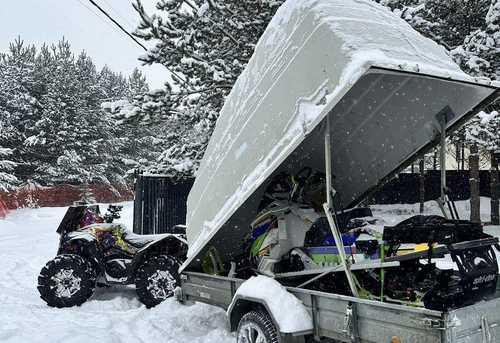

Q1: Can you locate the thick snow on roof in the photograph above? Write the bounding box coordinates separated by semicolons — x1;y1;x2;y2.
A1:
266;0;468;81
183;0;497;265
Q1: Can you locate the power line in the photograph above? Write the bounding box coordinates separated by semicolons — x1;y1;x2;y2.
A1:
87;0;148;51
85;0;191;88
76;0;123;37
101;0;135;30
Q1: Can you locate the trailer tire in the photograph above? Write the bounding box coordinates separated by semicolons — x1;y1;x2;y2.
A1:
237;310;281;343
38;254;96;308
135;255;179;308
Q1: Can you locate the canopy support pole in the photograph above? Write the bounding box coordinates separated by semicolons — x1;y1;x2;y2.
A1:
323;116;359;298
438;112;459;220
437;118;449;219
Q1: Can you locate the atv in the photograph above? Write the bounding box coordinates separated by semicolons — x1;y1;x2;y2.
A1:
37;204;187;308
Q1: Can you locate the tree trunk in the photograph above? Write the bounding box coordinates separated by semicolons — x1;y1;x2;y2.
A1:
419;158;425;214
491;151;499;225
469;144;481;223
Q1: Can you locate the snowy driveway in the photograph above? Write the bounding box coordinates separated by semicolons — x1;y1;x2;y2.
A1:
1;199;498;342
0;203;234;343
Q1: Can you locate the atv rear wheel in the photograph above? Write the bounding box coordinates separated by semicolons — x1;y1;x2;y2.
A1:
38;254;96;308
135;255;180;308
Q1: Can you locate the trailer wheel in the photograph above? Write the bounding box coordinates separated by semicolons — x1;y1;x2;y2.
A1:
135;255;179;308
237;310;281;343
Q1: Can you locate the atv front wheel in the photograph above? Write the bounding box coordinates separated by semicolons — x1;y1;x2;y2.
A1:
38;254;96;308
135;255;180;308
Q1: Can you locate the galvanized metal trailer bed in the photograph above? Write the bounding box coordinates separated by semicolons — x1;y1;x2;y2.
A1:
178;271;500;343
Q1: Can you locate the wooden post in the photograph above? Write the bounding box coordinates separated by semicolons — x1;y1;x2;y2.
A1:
491;151;499;225
469;144;481;223
419;158;425;214
461;142;466;170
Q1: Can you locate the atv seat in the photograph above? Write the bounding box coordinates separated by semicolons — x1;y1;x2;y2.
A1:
123;232;165;249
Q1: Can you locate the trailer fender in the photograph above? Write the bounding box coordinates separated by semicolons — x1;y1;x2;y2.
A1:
227;296;280;332
227;276;313;335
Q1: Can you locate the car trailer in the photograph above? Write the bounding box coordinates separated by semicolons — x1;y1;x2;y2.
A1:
178;271;500;343
174;1;500;342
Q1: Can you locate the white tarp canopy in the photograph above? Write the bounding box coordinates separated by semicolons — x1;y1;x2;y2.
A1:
182;0;499;270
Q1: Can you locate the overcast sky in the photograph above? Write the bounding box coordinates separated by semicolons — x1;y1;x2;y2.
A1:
0;0;170;89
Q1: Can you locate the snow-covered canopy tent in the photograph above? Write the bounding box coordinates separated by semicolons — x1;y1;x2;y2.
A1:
182;0;499;271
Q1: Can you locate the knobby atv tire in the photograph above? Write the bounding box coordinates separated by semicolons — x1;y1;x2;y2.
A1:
237;310;281;343
135;255;180;308
38;254;96;308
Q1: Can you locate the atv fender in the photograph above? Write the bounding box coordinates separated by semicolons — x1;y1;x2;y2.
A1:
58;232;105;274
130;234;187;276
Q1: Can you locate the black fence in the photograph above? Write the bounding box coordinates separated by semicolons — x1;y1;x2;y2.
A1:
373;170;494;204
133;174;194;235
132;171;496;235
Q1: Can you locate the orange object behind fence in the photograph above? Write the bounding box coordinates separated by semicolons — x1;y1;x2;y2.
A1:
0;198;8;219
0;183;133;213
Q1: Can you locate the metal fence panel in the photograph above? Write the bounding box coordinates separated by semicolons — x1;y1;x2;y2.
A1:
133;174;194;234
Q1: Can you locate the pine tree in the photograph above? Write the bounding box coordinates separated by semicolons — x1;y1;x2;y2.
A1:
0;37;152;191
98;65;128;101
27;40;82;185
128;67;149;99
421;0;490;48
0;145;17;192
447;0;500;223
132;0;285;178
383;0;491;49
102;87;173;177
378;0;421;10
0;39;40;182
452;0;500;79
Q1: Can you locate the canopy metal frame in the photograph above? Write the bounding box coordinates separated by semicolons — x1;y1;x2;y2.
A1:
436;107;460;220
323;115;360;298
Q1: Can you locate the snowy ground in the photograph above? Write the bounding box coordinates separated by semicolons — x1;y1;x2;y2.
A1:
0;199;498;343
0;203;234;343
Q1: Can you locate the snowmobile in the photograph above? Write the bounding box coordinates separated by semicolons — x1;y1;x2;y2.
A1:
237;171;499;311
37;204;187;308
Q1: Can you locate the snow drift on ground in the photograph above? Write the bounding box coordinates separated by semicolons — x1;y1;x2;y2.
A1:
0;203;234;343
0;199;499;342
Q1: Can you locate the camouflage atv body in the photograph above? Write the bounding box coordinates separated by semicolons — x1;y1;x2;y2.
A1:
38;204;187;308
